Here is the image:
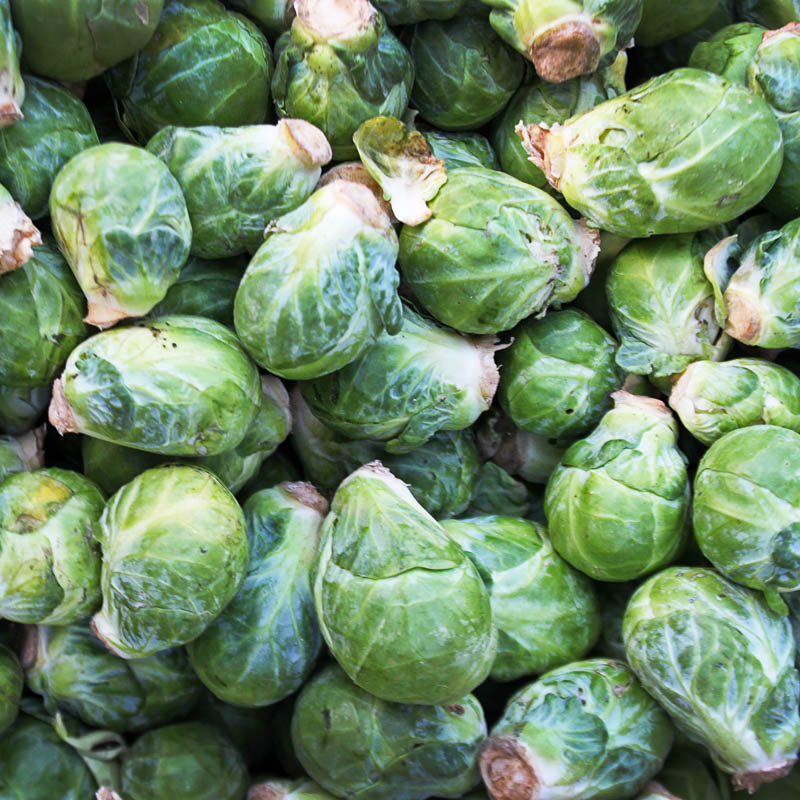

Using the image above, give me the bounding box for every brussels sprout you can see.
[187,483,326,707]
[300,305,499,454]
[0,644,21,735]
[292,664,486,799]
[22,623,202,733]
[271,0,414,160]
[442,515,600,681]
[636,0,719,45]
[465,461,534,518]
[247,779,336,800]
[518,68,783,237]
[738,0,800,27]
[0,183,41,275]
[120,722,249,800]
[545,392,690,582]
[0,1,22,127]
[421,128,499,170]
[50,316,262,457]
[480,659,674,800]
[147,120,332,259]
[234,182,401,380]
[373,0,466,24]
[225,0,294,35]
[107,0,272,143]
[398,167,599,334]
[0,468,104,625]
[91,465,249,659]
[624,567,800,792]
[0,384,48,435]
[689,22,765,86]
[313,463,496,704]
[0,426,44,484]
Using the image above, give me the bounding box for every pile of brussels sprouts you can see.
[5,0,800,798]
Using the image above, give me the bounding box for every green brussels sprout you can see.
[107,0,272,143]
[465,461,534,518]
[519,68,783,237]
[373,0,466,24]
[292,664,486,800]
[313,463,496,704]
[0,384,48,435]
[480,0,642,82]
[636,0,719,45]
[0,183,41,275]
[147,120,332,259]
[545,392,690,582]
[50,316,262,457]
[410,13,523,131]
[639,750,732,800]
[442,515,600,681]
[737,0,800,27]
[0,644,21,735]
[0,468,104,625]
[300,305,499,454]
[421,128,499,170]
[398,167,599,334]
[234,182,401,380]
[0,1,22,127]
[91,464,249,659]
[0,426,44,484]
[623,567,800,792]
[0,75,98,220]
[271,0,414,160]
[225,0,294,35]
[498,309,623,441]
[187,482,326,707]
[689,22,765,86]
[247,779,336,800]
[480,659,674,800]
[22,622,202,733]
[120,721,249,800]
[0,240,88,387]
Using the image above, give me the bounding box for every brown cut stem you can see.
[531,21,601,83]
[733,759,797,793]
[480,735,539,800]
[48,376,79,435]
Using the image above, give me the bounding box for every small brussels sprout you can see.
[0,426,44,484]
[738,0,800,28]
[313,463,496,704]
[91,465,249,659]
[187,483,326,707]
[545,392,690,582]
[301,305,499,454]
[689,22,765,86]
[443,515,600,681]
[480,659,674,800]
[636,0,719,45]
[465,461,534,518]
[519,68,783,237]
[107,0,272,143]
[398,167,599,334]
[50,316,262,457]
[225,0,294,35]
[147,120,332,259]
[271,0,414,160]
[421,128,499,170]
[0,384,48,436]
[373,0,466,24]
[247,779,336,800]
[292,664,486,800]
[0,183,41,275]
[22,623,202,733]
[0,1,22,126]
[624,567,800,792]
[0,468,104,625]
[0,644,22,735]
[234,182,401,380]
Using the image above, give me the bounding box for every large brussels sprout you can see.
[373,0,466,24]
[50,316,262,457]
[300,305,499,454]
[234,182,401,380]
[518,68,783,237]
[421,128,499,170]
[107,0,272,143]
[187,483,326,707]
[247,779,336,799]
[0,184,40,275]
[442,515,600,681]
[147,120,332,259]
[0,468,104,625]
[0,426,44,484]
[398,167,598,334]
[0,1,22,127]
[91,465,249,659]
[292,664,486,800]
[313,463,496,705]
[22,623,202,733]
[738,0,800,27]
[480,659,674,800]
[271,0,414,160]
[545,392,690,581]
[225,0,293,35]
[0,385,48,435]
[636,0,719,45]
[623,567,800,792]
[0,644,21,735]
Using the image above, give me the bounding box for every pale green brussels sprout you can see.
[107,0,272,143]
[689,22,765,86]
[623,567,800,793]
[234,182,401,380]
[480,659,674,800]
[0,426,44,484]
[292,664,486,800]
[50,316,262,457]
[187,483,326,707]
[373,0,466,24]
[0,1,22,127]
[272,0,414,160]
[519,68,783,237]
[22,623,202,733]
[91,465,249,659]
[0,644,21,735]
[0,468,104,625]
[737,0,800,27]
[398,167,599,334]
[313,463,496,704]
[639,750,732,800]
[545,392,690,582]
[247,779,336,800]
[465,461,534,518]
[50,143,191,328]
[0,384,48,435]
[421,128,499,170]
[442,515,600,681]
[636,0,719,45]
[225,0,294,35]
[498,309,623,442]
[301,305,499,454]
[147,120,332,259]
[0,183,41,275]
